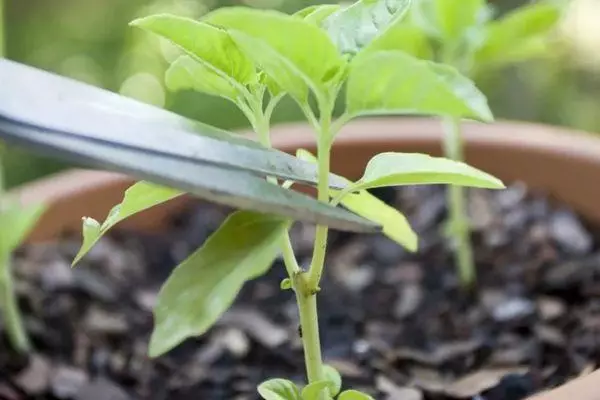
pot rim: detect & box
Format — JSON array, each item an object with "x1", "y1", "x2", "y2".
[
  {"x1": 13, "y1": 117, "x2": 600, "y2": 203},
  {"x1": 11, "y1": 117, "x2": 600, "y2": 242}
]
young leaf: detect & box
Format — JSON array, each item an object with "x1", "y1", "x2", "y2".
[
  {"x1": 323, "y1": 365, "x2": 342, "y2": 396},
  {"x1": 204, "y1": 7, "x2": 345, "y2": 101},
  {"x1": 409, "y1": 0, "x2": 441, "y2": 38},
  {"x1": 338, "y1": 390, "x2": 375, "y2": 400},
  {"x1": 323, "y1": 0, "x2": 412, "y2": 56},
  {"x1": 350, "y1": 152, "x2": 504, "y2": 192},
  {"x1": 297, "y1": 149, "x2": 417, "y2": 252},
  {"x1": 475, "y1": 2, "x2": 560, "y2": 67},
  {"x1": 435, "y1": 0, "x2": 485, "y2": 41},
  {"x1": 280, "y1": 278, "x2": 292, "y2": 290},
  {"x1": 359, "y1": 23, "x2": 433, "y2": 59},
  {"x1": 295, "y1": 4, "x2": 341, "y2": 25},
  {"x1": 258, "y1": 379, "x2": 301, "y2": 400},
  {"x1": 301, "y1": 380, "x2": 330, "y2": 400},
  {"x1": 0, "y1": 203, "x2": 46, "y2": 256},
  {"x1": 130, "y1": 14, "x2": 256, "y2": 92},
  {"x1": 73, "y1": 182, "x2": 183, "y2": 265},
  {"x1": 149, "y1": 211, "x2": 289, "y2": 357},
  {"x1": 165, "y1": 55, "x2": 239, "y2": 101},
  {"x1": 346, "y1": 51, "x2": 493, "y2": 122}
]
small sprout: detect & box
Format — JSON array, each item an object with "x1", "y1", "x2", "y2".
[
  {"x1": 387, "y1": 0, "x2": 563, "y2": 289},
  {"x1": 280, "y1": 278, "x2": 292, "y2": 290}
]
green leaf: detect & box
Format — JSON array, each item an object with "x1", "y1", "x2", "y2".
[
  {"x1": 475, "y1": 2, "x2": 560, "y2": 67},
  {"x1": 297, "y1": 149, "x2": 417, "y2": 252},
  {"x1": 204, "y1": 7, "x2": 345, "y2": 101},
  {"x1": 165, "y1": 55, "x2": 239, "y2": 101},
  {"x1": 435, "y1": 0, "x2": 485, "y2": 40},
  {"x1": 346, "y1": 51, "x2": 492, "y2": 121},
  {"x1": 338, "y1": 390, "x2": 375, "y2": 400},
  {"x1": 351, "y1": 152, "x2": 504, "y2": 192},
  {"x1": 359, "y1": 23, "x2": 433, "y2": 59},
  {"x1": 73, "y1": 182, "x2": 183, "y2": 266},
  {"x1": 409, "y1": 0, "x2": 442, "y2": 38},
  {"x1": 323, "y1": 365, "x2": 342, "y2": 396},
  {"x1": 149, "y1": 211, "x2": 289, "y2": 357},
  {"x1": 130, "y1": 14, "x2": 256, "y2": 92},
  {"x1": 295, "y1": 4, "x2": 341, "y2": 25},
  {"x1": 409, "y1": 0, "x2": 488, "y2": 41},
  {"x1": 0, "y1": 203, "x2": 46, "y2": 256},
  {"x1": 258, "y1": 379, "x2": 301, "y2": 400},
  {"x1": 301, "y1": 381, "x2": 330, "y2": 400},
  {"x1": 323, "y1": 0, "x2": 412, "y2": 56}
]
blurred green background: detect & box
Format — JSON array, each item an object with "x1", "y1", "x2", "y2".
[{"x1": 3, "y1": 0, "x2": 599, "y2": 187}]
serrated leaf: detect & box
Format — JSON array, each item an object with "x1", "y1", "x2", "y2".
[
  {"x1": 0, "y1": 203, "x2": 46, "y2": 256},
  {"x1": 205, "y1": 7, "x2": 345, "y2": 101},
  {"x1": 165, "y1": 55, "x2": 239, "y2": 101},
  {"x1": 359, "y1": 23, "x2": 433, "y2": 59},
  {"x1": 297, "y1": 149, "x2": 417, "y2": 252},
  {"x1": 130, "y1": 14, "x2": 256, "y2": 92},
  {"x1": 258, "y1": 379, "x2": 301, "y2": 400},
  {"x1": 73, "y1": 182, "x2": 183, "y2": 266},
  {"x1": 323, "y1": 365, "x2": 342, "y2": 396},
  {"x1": 301, "y1": 380, "x2": 330, "y2": 400},
  {"x1": 350, "y1": 152, "x2": 504, "y2": 192},
  {"x1": 346, "y1": 51, "x2": 492, "y2": 121},
  {"x1": 295, "y1": 4, "x2": 341, "y2": 25},
  {"x1": 475, "y1": 2, "x2": 560, "y2": 67},
  {"x1": 338, "y1": 390, "x2": 375, "y2": 400},
  {"x1": 149, "y1": 211, "x2": 289, "y2": 357},
  {"x1": 323, "y1": 0, "x2": 412, "y2": 56}
]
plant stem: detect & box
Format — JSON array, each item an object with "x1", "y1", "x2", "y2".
[
  {"x1": 296, "y1": 110, "x2": 333, "y2": 387},
  {"x1": 0, "y1": 147, "x2": 30, "y2": 353},
  {"x1": 251, "y1": 94, "x2": 328, "y2": 386},
  {"x1": 306, "y1": 119, "x2": 331, "y2": 290},
  {"x1": 0, "y1": 255, "x2": 29, "y2": 353},
  {"x1": 295, "y1": 281, "x2": 323, "y2": 383},
  {"x1": 0, "y1": 0, "x2": 4, "y2": 58},
  {"x1": 250, "y1": 100, "x2": 302, "y2": 279},
  {"x1": 443, "y1": 117, "x2": 476, "y2": 288}
]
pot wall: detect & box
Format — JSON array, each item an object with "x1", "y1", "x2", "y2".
[{"x1": 12, "y1": 117, "x2": 600, "y2": 242}]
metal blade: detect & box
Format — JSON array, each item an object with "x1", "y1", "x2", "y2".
[
  {"x1": 0, "y1": 59, "x2": 347, "y2": 189},
  {"x1": 0, "y1": 120, "x2": 378, "y2": 233}
]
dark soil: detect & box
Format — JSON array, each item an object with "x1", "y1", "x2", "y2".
[{"x1": 1, "y1": 182, "x2": 599, "y2": 400}]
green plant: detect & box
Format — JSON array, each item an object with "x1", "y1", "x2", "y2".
[
  {"x1": 377, "y1": 0, "x2": 563, "y2": 289},
  {"x1": 73, "y1": 1, "x2": 505, "y2": 398},
  {"x1": 0, "y1": 163, "x2": 44, "y2": 353},
  {"x1": 0, "y1": 0, "x2": 46, "y2": 354}
]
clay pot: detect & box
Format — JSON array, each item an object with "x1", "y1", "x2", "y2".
[{"x1": 11, "y1": 117, "x2": 600, "y2": 398}]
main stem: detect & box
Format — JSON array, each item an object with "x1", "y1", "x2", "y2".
[
  {"x1": 443, "y1": 117, "x2": 476, "y2": 288},
  {"x1": 0, "y1": 255, "x2": 29, "y2": 353},
  {"x1": 252, "y1": 101, "x2": 326, "y2": 383},
  {"x1": 0, "y1": 146, "x2": 30, "y2": 353}
]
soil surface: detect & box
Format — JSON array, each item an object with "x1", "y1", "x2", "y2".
[{"x1": 1, "y1": 183, "x2": 599, "y2": 400}]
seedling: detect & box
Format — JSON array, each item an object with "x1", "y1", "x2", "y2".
[
  {"x1": 0, "y1": 153, "x2": 44, "y2": 353},
  {"x1": 72, "y1": 1, "x2": 506, "y2": 398},
  {"x1": 0, "y1": 7, "x2": 46, "y2": 354},
  {"x1": 380, "y1": 0, "x2": 563, "y2": 288}
]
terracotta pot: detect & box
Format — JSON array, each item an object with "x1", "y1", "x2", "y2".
[{"x1": 10, "y1": 117, "x2": 600, "y2": 398}]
